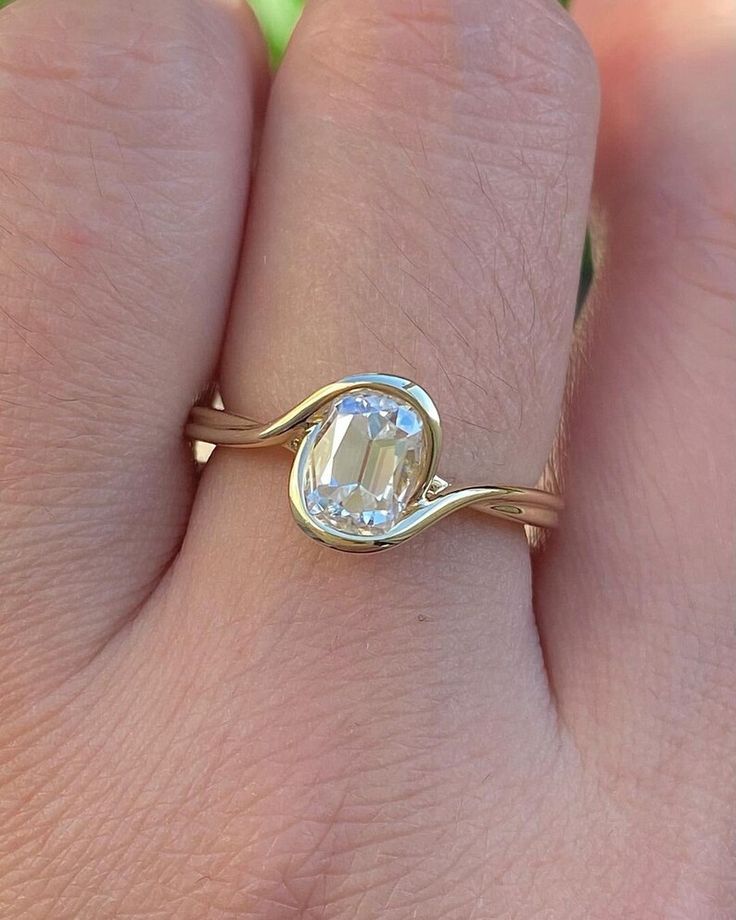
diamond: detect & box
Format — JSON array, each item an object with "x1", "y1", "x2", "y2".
[{"x1": 302, "y1": 388, "x2": 429, "y2": 537}]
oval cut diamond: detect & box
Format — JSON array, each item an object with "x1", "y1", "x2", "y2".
[{"x1": 302, "y1": 389, "x2": 428, "y2": 537}]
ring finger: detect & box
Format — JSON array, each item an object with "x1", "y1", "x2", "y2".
[{"x1": 158, "y1": 0, "x2": 597, "y2": 908}]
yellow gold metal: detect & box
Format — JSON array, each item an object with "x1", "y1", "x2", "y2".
[{"x1": 186, "y1": 374, "x2": 563, "y2": 553}]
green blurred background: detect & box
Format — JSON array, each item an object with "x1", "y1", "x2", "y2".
[{"x1": 249, "y1": 0, "x2": 303, "y2": 64}]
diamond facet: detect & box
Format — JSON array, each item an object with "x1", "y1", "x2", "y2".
[{"x1": 302, "y1": 388, "x2": 428, "y2": 537}]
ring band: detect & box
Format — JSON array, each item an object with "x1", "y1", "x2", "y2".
[{"x1": 186, "y1": 374, "x2": 562, "y2": 553}]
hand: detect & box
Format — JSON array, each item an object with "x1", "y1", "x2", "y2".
[{"x1": 1, "y1": 0, "x2": 733, "y2": 916}]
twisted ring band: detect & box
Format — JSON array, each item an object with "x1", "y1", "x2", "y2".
[{"x1": 186, "y1": 374, "x2": 562, "y2": 553}]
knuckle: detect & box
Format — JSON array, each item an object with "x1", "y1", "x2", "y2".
[
  {"x1": 291, "y1": 0, "x2": 599, "y2": 116},
  {"x1": 0, "y1": 0, "x2": 244, "y2": 126}
]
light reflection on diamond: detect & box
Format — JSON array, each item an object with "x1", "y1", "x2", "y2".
[{"x1": 302, "y1": 389, "x2": 428, "y2": 537}]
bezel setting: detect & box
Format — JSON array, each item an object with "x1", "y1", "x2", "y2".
[{"x1": 288, "y1": 374, "x2": 442, "y2": 553}]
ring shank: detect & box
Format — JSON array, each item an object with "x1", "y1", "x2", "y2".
[
  {"x1": 186, "y1": 406, "x2": 268, "y2": 446},
  {"x1": 186, "y1": 407, "x2": 562, "y2": 529},
  {"x1": 470, "y1": 495, "x2": 561, "y2": 529}
]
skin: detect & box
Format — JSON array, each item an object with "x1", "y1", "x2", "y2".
[{"x1": 0, "y1": 0, "x2": 733, "y2": 916}]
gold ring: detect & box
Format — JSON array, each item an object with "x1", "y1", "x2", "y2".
[{"x1": 186, "y1": 374, "x2": 562, "y2": 553}]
